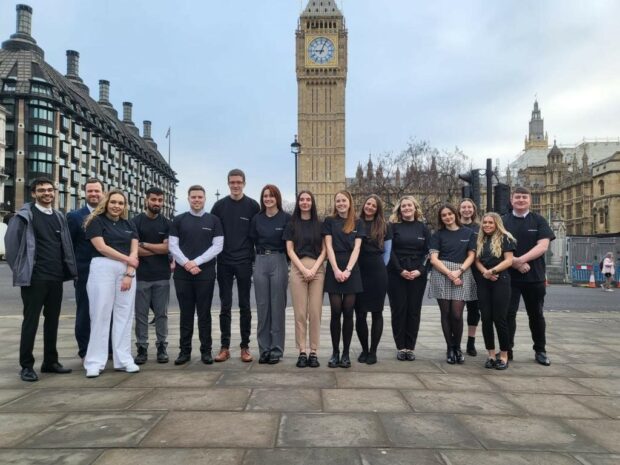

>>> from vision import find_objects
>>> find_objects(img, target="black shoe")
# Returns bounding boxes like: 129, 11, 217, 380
535, 351, 551, 366
40, 362, 72, 374
201, 351, 214, 365
406, 350, 416, 361
396, 349, 407, 361
20, 367, 39, 382
466, 345, 477, 357
328, 351, 340, 368
495, 359, 509, 370
455, 349, 465, 364
134, 346, 148, 365
484, 358, 496, 369
308, 352, 320, 368
358, 351, 368, 363
156, 345, 169, 363
366, 352, 377, 365
174, 352, 191, 365
339, 353, 351, 368
296, 352, 308, 368
258, 352, 270, 364
268, 353, 281, 364
446, 349, 456, 364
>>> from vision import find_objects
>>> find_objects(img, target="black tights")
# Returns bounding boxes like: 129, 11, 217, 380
329, 294, 355, 355
355, 310, 384, 354
437, 299, 465, 350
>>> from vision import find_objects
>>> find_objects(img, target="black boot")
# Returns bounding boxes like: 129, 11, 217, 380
134, 345, 148, 365
156, 343, 169, 363
466, 337, 477, 356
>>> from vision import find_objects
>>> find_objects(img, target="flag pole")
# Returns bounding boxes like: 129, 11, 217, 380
166, 127, 171, 166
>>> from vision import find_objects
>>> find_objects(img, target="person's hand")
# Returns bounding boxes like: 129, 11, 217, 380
190, 265, 201, 275
512, 257, 524, 268
184, 260, 198, 272
453, 277, 463, 286
121, 276, 133, 292
482, 269, 493, 280
126, 256, 139, 268
304, 268, 316, 281
518, 263, 530, 274
341, 269, 351, 282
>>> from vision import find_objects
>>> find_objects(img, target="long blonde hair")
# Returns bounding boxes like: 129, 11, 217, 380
390, 195, 423, 223
84, 189, 129, 229
476, 212, 515, 258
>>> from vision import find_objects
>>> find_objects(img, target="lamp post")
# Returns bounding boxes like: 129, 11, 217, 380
215, 189, 220, 202
290, 134, 301, 198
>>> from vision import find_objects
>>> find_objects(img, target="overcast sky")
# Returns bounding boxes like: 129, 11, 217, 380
2, 0, 619, 208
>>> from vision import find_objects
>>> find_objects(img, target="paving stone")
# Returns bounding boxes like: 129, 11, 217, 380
0, 389, 29, 406
141, 412, 279, 447
502, 393, 603, 418
457, 414, 606, 452
246, 388, 322, 412
95, 449, 244, 465
33, 372, 130, 389
243, 448, 361, 465
0, 413, 63, 446
0, 449, 101, 465
491, 363, 587, 378
570, 364, 620, 378
402, 390, 522, 415
359, 448, 444, 464
551, 344, 612, 354
572, 454, 620, 465
417, 373, 496, 392
565, 419, 620, 453
218, 372, 335, 388
335, 372, 424, 389
380, 413, 482, 449
570, 396, 620, 419
570, 378, 620, 396
0, 388, 149, 412
20, 412, 163, 448
485, 375, 596, 395
440, 450, 581, 465
348, 359, 444, 374
133, 388, 250, 411
117, 370, 221, 388
323, 389, 411, 413
278, 413, 387, 447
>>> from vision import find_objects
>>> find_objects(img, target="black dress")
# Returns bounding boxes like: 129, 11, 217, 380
356, 222, 392, 312
322, 216, 365, 294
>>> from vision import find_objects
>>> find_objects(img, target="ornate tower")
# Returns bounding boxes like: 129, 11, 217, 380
525, 99, 549, 150
296, 0, 347, 214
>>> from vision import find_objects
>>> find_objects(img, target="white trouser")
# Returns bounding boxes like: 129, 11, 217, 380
84, 257, 136, 371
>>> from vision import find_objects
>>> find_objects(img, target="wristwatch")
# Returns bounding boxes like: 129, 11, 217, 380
491, 269, 499, 276
139, 242, 145, 248
124, 272, 135, 278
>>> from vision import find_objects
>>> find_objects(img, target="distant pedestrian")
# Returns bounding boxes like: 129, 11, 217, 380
387, 196, 430, 362
251, 184, 290, 365
459, 198, 481, 357
601, 252, 615, 292
355, 194, 392, 365
83, 190, 140, 378
474, 213, 515, 370
5, 177, 77, 382
284, 190, 326, 368
323, 190, 365, 369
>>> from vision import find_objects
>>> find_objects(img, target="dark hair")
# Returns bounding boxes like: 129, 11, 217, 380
437, 203, 461, 230
146, 187, 164, 197
360, 194, 387, 249
30, 177, 54, 192
84, 178, 104, 191
512, 186, 531, 196
290, 190, 322, 257
187, 185, 205, 195
259, 184, 283, 212
227, 169, 246, 182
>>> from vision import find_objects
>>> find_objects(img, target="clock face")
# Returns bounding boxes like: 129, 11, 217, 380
308, 37, 335, 64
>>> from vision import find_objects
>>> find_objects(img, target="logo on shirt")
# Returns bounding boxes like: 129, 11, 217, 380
275, 227, 284, 231
460, 239, 469, 242
240, 217, 250, 221
202, 227, 212, 231
527, 229, 538, 232
124, 230, 133, 234
417, 237, 425, 240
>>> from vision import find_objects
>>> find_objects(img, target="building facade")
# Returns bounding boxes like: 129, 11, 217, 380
0, 104, 7, 215
0, 4, 176, 219
296, 0, 347, 215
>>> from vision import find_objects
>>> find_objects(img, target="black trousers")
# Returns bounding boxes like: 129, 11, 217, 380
387, 272, 427, 350
175, 272, 215, 354
20, 280, 63, 369
216, 261, 252, 349
507, 280, 547, 353
74, 278, 90, 358
477, 273, 511, 352
466, 300, 480, 326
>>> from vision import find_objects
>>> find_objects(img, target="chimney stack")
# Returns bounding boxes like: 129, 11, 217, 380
66, 50, 80, 78
122, 102, 133, 124
16, 4, 33, 37
98, 80, 110, 105
143, 121, 152, 139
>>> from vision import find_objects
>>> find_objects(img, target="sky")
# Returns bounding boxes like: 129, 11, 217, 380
2, 0, 620, 210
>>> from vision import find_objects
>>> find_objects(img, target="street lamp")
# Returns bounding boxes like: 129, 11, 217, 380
290, 134, 301, 198
215, 189, 220, 202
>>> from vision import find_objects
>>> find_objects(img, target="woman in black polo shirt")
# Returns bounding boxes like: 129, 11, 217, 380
284, 190, 326, 368
83, 190, 139, 378
250, 184, 291, 365
429, 204, 477, 364
459, 198, 481, 357
322, 190, 364, 368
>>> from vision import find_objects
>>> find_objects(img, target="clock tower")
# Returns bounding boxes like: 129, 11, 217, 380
296, 0, 347, 214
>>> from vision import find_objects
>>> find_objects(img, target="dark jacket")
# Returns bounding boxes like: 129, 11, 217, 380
4, 203, 78, 287
67, 205, 95, 278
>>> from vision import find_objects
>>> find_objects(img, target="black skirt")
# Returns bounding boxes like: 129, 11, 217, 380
324, 252, 363, 294
356, 253, 387, 312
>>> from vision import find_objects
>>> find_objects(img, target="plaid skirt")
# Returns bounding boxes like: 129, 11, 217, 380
428, 260, 477, 301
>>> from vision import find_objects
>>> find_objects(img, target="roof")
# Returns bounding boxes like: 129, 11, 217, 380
302, 0, 342, 17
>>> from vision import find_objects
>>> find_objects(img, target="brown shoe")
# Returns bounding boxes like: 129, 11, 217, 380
214, 347, 230, 362
240, 348, 253, 362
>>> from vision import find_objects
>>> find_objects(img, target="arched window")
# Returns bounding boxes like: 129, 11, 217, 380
598, 179, 605, 195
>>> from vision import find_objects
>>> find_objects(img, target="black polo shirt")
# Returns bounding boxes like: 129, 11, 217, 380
429, 227, 476, 263
321, 217, 365, 253
249, 210, 291, 253
132, 213, 171, 282
86, 215, 138, 257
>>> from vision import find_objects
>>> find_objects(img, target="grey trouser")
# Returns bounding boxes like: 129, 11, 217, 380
135, 279, 170, 348
254, 253, 288, 357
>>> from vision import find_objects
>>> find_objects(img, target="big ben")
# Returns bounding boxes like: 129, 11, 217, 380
296, 0, 347, 214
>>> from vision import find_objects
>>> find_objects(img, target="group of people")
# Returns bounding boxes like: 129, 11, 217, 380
5, 170, 560, 382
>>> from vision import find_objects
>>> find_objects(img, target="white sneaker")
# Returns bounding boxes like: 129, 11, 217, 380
606, 288, 614, 292
86, 369, 100, 378
124, 363, 140, 373
600, 284, 605, 291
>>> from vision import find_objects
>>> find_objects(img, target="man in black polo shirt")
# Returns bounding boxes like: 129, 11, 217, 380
211, 169, 260, 363
169, 185, 224, 365
132, 187, 172, 364
502, 186, 555, 366
5, 178, 77, 382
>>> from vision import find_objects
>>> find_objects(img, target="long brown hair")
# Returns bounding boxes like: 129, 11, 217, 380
360, 194, 387, 248
84, 189, 129, 229
331, 190, 356, 234
437, 203, 461, 230
290, 190, 322, 256
259, 184, 283, 212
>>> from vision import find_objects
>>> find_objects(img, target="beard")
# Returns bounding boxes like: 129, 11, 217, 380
147, 205, 161, 215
